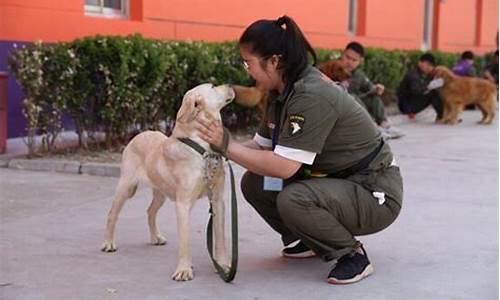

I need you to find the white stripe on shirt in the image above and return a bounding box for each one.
[253,133,273,148]
[274,145,316,165]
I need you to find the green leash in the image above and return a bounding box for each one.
[177,137,238,282]
[206,161,238,282]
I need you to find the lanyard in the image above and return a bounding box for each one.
[271,87,294,150]
[271,102,281,150]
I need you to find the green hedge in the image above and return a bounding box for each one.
[9,34,468,153]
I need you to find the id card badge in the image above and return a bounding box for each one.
[263,176,284,192]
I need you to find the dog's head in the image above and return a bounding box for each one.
[432,66,456,83]
[426,66,456,92]
[176,83,235,124]
[318,60,351,82]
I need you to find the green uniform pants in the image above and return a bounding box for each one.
[353,94,387,125]
[241,161,403,261]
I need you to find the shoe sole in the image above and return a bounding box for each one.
[327,264,374,285]
[281,250,316,259]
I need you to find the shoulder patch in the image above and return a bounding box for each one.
[288,114,305,136]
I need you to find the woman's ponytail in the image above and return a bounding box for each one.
[239,15,317,88]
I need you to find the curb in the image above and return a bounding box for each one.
[2,158,120,178]
[8,159,81,174]
[81,162,120,177]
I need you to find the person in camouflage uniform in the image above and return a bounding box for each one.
[396,53,443,121]
[338,42,403,139]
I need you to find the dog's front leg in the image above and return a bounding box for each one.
[211,180,231,270]
[441,100,451,123]
[172,200,194,281]
[449,103,462,124]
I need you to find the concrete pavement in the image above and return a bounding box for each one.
[0,109,498,300]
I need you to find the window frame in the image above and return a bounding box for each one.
[422,0,434,50]
[348,0,358,35]
[84,0,129,19]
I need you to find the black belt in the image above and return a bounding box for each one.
[301,139,384,180]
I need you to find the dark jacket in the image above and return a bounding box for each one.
[396,68,430,101]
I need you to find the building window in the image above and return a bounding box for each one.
[422,0,434,50]
[348,0,366,36]
[348,0,358,35]
[85,0,128,18]
[474,0,483,46]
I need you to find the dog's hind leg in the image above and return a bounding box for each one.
[476,102,488,124]
[147,189,167,246]
[102,176,138,252]
[483,95,497,124]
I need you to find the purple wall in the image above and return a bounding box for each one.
[0,40,74,138]
[0,40,29,138]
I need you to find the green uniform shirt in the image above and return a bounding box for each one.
[255,66,383,173]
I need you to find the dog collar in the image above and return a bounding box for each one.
[177,137,207,156]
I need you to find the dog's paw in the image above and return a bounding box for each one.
[150,234,167,246]
[171,266,194,281]
[101,241,117,252]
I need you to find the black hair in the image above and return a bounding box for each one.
[345,41,365,57]
[419,53,436,66]
[461,51,474,60]
[239,15,317,89]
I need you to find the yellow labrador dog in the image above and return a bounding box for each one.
[101,83,235,281]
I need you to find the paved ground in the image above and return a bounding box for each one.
[0,110,498,300]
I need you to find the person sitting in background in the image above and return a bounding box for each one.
[338,42,404,140]
[452,51,477,77]
[397,53,443,121]
[484,50,499,86]
[452,51,477,110]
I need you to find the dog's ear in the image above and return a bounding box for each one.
[176,93,204,123]
[434,67,448,79]
[430,67,438,78]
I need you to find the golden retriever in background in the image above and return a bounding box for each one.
[232,85,269,120]
[317,59,352,82]
[431,66,497,124]
[234,61,351,119]
[101,83,235,281]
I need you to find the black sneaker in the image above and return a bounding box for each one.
[327,246,374,284]
[281,241,316,258]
